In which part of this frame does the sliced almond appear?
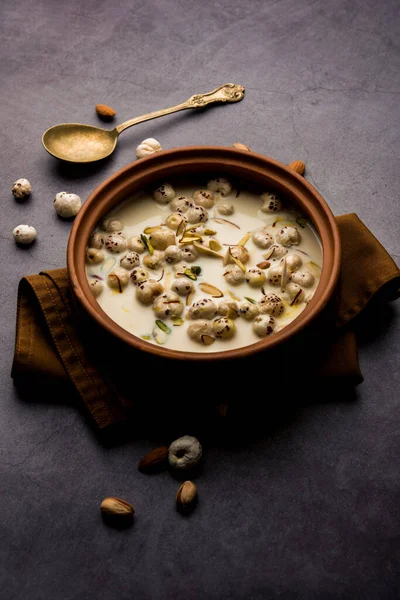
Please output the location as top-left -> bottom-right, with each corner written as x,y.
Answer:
199,283 -> 224,298
176,219 -> 187,238
307,260 -> 322,276
193,241 -> 223,258
228,290 -> 241,301
203,228 -> 217,236
228,247 -> 246,272
256,261 -> 270,269
237,232 -> 251,246
280,257 -> 288,291
179,234 -> 203,245
186,291 -> 194,306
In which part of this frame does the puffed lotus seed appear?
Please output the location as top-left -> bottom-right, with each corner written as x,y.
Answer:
86,248 -> 104,265
223,264 -> 246,285
267,265 -> 284,286
260,192 -> 282,213
53,192 -> 82,218
286,253 -> 303,272
171,278 -> 195,296
143,250 -> 164,269
105,233 -> 128,253
88,278 -> 104,297
264,244 -> 287,261
189,297 -> 218,320
258,293 -> 285,317
136,137 -> 162,159
217,202 -> 234,216
207,177 -> 232,196
225,245 -> 250,265
164,245 -> 182,264
101,218 -> 123,232
187,205 -> 208,224
170,195 -> 192,213
127,236 -> 146,253
217,300 -> 240,319
107,268 -> 129,290
136,279 -> 164,304
245,267 -> 266,287
148,228 -> 175,250
120,252 -> 140,269
88,232 -> 105,249
252,315 -> 276,337
251,228 -> 273,249
168,435 -> 202,471
153,183 -> 175,204
282,282 -> 304,305
12,224 -> 37,245
238,301 -> 260,321
181,245 -> 198,262
290,270 -> 315,288
152,291 -> 184,318
130,267 -> 150,285
276,226 -> 300,247
187,320 -> 213,343
192,190 -> 215,209
165,212 -> 187,231
12,178 -> 31,199
213,317 -> 236,339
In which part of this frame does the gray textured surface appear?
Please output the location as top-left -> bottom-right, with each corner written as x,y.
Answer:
1,1 -> 400,598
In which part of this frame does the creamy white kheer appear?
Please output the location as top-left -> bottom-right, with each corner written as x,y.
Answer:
85,175 -> 322,353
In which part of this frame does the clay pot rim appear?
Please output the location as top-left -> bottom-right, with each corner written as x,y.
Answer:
67,145 -> 341,361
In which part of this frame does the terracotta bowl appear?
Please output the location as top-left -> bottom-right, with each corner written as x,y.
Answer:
67,146 -> 341,362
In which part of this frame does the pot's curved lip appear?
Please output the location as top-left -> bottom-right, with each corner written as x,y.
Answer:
67,145 -> 341,361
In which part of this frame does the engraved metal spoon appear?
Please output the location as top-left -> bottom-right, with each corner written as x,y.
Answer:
41,83 -> 245,164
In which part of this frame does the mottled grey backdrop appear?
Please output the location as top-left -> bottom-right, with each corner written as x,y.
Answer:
0,0 -> 399,599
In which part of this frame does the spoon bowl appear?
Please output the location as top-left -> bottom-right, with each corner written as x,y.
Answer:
41,83 -> 245,163
42,123 -> 118,163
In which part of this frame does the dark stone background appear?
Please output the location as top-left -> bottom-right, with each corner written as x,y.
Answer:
0,1 -> 399,598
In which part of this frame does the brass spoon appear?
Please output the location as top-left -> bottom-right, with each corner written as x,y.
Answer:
42,83 -> 245,164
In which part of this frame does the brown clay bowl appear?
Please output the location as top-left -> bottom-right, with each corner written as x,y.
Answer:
67,146 -> 341,362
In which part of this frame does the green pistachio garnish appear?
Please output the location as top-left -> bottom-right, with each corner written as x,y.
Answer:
190,265 -> 202,276
184,268 -> 197,281
140,233 -> 154,255
244,297 -> 257,304
296,217 -> 307,229
171,317 -> 184,326
155,319 -> 171,334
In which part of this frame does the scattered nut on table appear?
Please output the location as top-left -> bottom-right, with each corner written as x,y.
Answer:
12,178 -> 32,199
136,138 -> 162,159
100,497 -> 134,517
168,435 -> 202,470
176,481 -> 198,511
53,192 -> 82,218
12,224 -> 37,245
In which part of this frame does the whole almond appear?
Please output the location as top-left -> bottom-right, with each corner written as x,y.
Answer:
138,446 -> 169,473
232,142 -> 251,151
176,481 -> 197,508
289,160 -> 306,176
95,103 -> 116,119
100,497 -> 134,517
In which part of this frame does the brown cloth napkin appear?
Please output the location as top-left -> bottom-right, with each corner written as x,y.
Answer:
11,214 -> 400,429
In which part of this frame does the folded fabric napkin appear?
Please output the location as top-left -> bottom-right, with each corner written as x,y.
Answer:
11,214 -> 400,429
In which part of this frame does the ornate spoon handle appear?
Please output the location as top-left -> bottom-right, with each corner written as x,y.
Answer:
115,83 -> 245,135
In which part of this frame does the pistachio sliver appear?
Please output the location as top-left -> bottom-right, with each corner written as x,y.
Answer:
184,268 -> 197,281
244,296 -> 257,304
201,334 -> 215,346
307,260 -> 322,276
155,319 -> 171,334
190,265 -> 202,276
212,218 -> 240,229
199,283 -> 224,298
281,257 -> 288,291
237,232 -> 251,246
144,225 -> 163,234
141,334 -> 152,341
193,241 -> 223,258
209,239 -> 222,252
203,228 -> 217,236
296,217 -> 307,229
171,316 -> 184,326
141,234 -> 154,255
